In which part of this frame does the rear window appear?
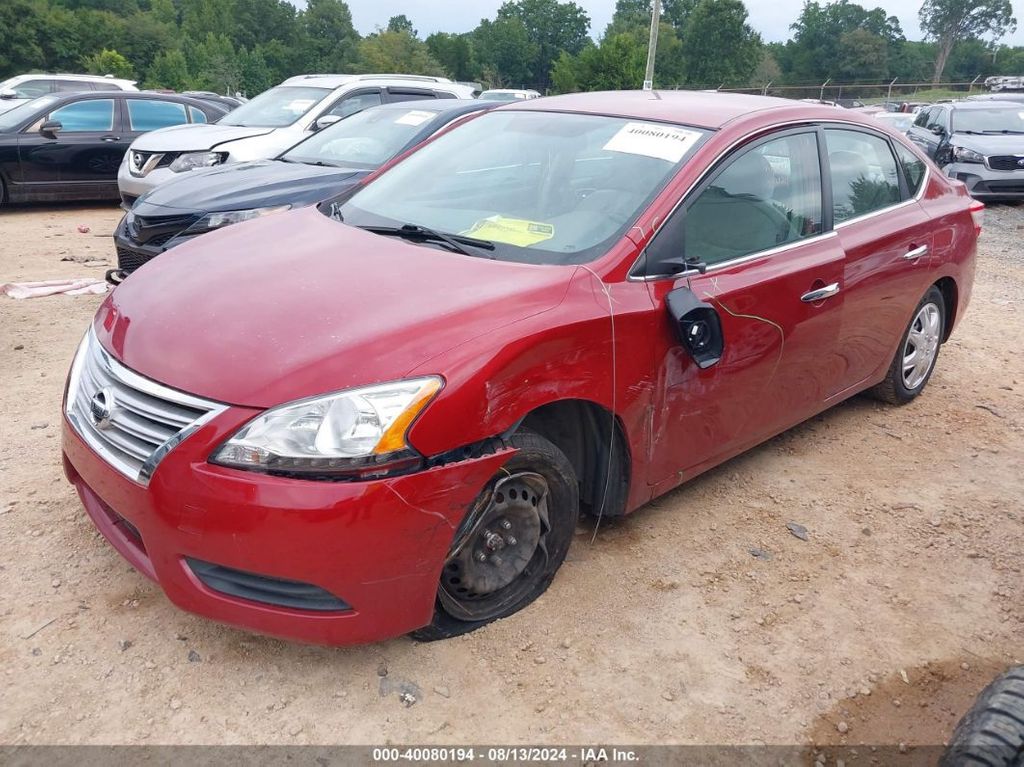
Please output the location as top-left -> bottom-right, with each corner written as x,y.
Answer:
127,99 -> 188,131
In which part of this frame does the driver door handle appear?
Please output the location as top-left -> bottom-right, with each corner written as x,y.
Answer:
903,244 -> 929,260
801,283 -> 841,303
101,135 -> 120,142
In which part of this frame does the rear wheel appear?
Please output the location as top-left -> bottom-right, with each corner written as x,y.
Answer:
871,285 -> 945,405
411,430 -> 578,641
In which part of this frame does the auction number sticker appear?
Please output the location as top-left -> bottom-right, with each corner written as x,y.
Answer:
603,122 -> 702,163
395,110 -> 435,126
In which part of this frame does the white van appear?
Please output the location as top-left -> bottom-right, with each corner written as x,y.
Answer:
117,74 -> 475,205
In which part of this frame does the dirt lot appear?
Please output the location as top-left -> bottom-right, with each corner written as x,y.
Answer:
0,202 -> 1021,750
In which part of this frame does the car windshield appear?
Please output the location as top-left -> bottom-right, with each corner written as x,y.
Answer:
0,95 -> 60,132
952,108 -> 1024,134
281,106 -> 442,169
218,86 -> 331,128
330,111 -> 708,265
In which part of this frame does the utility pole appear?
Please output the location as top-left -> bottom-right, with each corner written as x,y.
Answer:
643,1 -> 661,91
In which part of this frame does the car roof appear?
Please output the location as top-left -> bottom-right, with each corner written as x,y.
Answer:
947,100 -> 1024,110
508,90 -> 846,130
279,74 -> 458,90
370,99 -> 490,116
9,73 -> 135,85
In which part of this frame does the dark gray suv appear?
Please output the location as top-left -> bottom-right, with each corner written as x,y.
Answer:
907,101 -> 1024,200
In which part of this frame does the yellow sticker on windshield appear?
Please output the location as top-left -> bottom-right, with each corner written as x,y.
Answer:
463,216 -> 554,247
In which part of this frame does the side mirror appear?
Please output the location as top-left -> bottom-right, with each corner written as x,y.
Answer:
665,286 -> 724,369
40,119 -> 62,138
929,125 -> 945,136
313,115 -> 341,131
0,89 -> 16,100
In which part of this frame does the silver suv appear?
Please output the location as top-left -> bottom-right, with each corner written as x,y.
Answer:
117,74 -> 476,206
0,74 -> 137,114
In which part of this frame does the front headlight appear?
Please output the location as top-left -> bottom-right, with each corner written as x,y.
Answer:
169,151 -> 227,172
184,205 -> 291,234
211,377 -> 442,478
951,146 -> 985,164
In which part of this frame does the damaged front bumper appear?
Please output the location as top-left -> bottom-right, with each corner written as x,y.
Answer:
62,408 -> 512,645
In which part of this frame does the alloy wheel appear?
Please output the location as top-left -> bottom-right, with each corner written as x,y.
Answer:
902,302 -> 942,390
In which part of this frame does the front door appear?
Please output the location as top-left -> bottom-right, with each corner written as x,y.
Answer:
641,129 -> 846,488
18,97 -> 122,197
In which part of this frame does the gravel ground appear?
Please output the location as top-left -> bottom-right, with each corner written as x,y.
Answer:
0,201 -> 1021,750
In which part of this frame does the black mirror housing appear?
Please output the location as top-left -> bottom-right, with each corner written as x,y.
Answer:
40,119 -> 62,137
666,286 -> 724,369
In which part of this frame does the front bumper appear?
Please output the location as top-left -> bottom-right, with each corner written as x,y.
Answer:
945,163 -> 1024,199
117,165 -> 178,208
62,408 -> 511,645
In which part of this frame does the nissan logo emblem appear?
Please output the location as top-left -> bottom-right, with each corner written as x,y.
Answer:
89,387 -> 116,430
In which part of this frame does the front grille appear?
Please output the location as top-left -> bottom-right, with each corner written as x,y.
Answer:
128,150 -> 176,178
186,558 -> 352,612
987,155 -> 1024,171
984,181 -> 1024,193
127,212 -> 199,247
65,330 -> 226,484
115,246 -> 155,273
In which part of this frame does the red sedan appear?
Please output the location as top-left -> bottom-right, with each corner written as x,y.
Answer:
62,91 -> 980,645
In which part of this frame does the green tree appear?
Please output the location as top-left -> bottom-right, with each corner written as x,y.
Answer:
82,47 -> 134,78
780,0 -> 904,82
0,0 -> 46,77
919,0 -> 1016,84
387,14 -> 417,37
681,0 -> 761,87
426,32 -> 478,82
145,48 -> 189,90
551,33 -> 646,92
300,0 -> 360,72
186,33 -> 241,93
473,16 -> 538,87
836,27 -> 889,80
356,31 -> 445,75
496,0 -> 591,88
239,46 -> 274,95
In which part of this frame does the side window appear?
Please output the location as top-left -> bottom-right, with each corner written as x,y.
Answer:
126,99 -> 188,131
49,99 -> 115,132
55,80 -> 91,93
913,109 -> 930,128
925,108 -> 944,132
825,129 -> 902,223
387,89 -> 438,104
325,90 -> 382,119
14,79 -> 54,98
188,106 -> 208,124
894,143 -> 927,197
682,132 -> 823,266
936,108 -> 951,133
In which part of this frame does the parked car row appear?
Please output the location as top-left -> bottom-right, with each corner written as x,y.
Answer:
61,89 -> 981,646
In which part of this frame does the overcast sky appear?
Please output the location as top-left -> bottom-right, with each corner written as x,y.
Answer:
340,0 -> 1024,46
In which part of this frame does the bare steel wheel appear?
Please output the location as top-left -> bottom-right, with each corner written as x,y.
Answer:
439,472 -> 550,621
411,430 -> 578,641
902,301 -> 942,390
872,285 -> 946,406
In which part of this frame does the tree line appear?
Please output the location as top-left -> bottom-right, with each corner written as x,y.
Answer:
0,0 -> 1019,96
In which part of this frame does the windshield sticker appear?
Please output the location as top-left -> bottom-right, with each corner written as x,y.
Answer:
463,216 -> 554,247
285,99 -> 315,113
603,122 -> 702,163
395,110 -> 435,126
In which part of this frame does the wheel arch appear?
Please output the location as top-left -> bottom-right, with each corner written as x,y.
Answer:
934,276 -> 958,342
513,398 -> 631,519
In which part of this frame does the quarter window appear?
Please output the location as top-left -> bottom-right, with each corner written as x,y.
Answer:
825,129 -> 901,223
127,99 -> 188,131
894,143 -> 926,197
49,99 -> 115,132
682,132 -> 823,266
188,106 -> 208,123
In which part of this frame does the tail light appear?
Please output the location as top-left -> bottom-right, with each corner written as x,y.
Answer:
969,201 -> 985,236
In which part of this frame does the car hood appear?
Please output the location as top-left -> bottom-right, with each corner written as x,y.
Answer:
949,132 -> 1024,155
134,160 -> 368,214
129,123 -> 276,152
94,206 -> 572,408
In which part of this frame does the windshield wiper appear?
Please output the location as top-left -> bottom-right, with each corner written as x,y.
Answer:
981,129 -> 1024,135
359,224 -> 496,257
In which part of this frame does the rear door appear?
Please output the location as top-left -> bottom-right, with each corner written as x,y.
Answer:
17,96 -> 122,196
824,127 -> 936,398
643,128 -> 846,486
